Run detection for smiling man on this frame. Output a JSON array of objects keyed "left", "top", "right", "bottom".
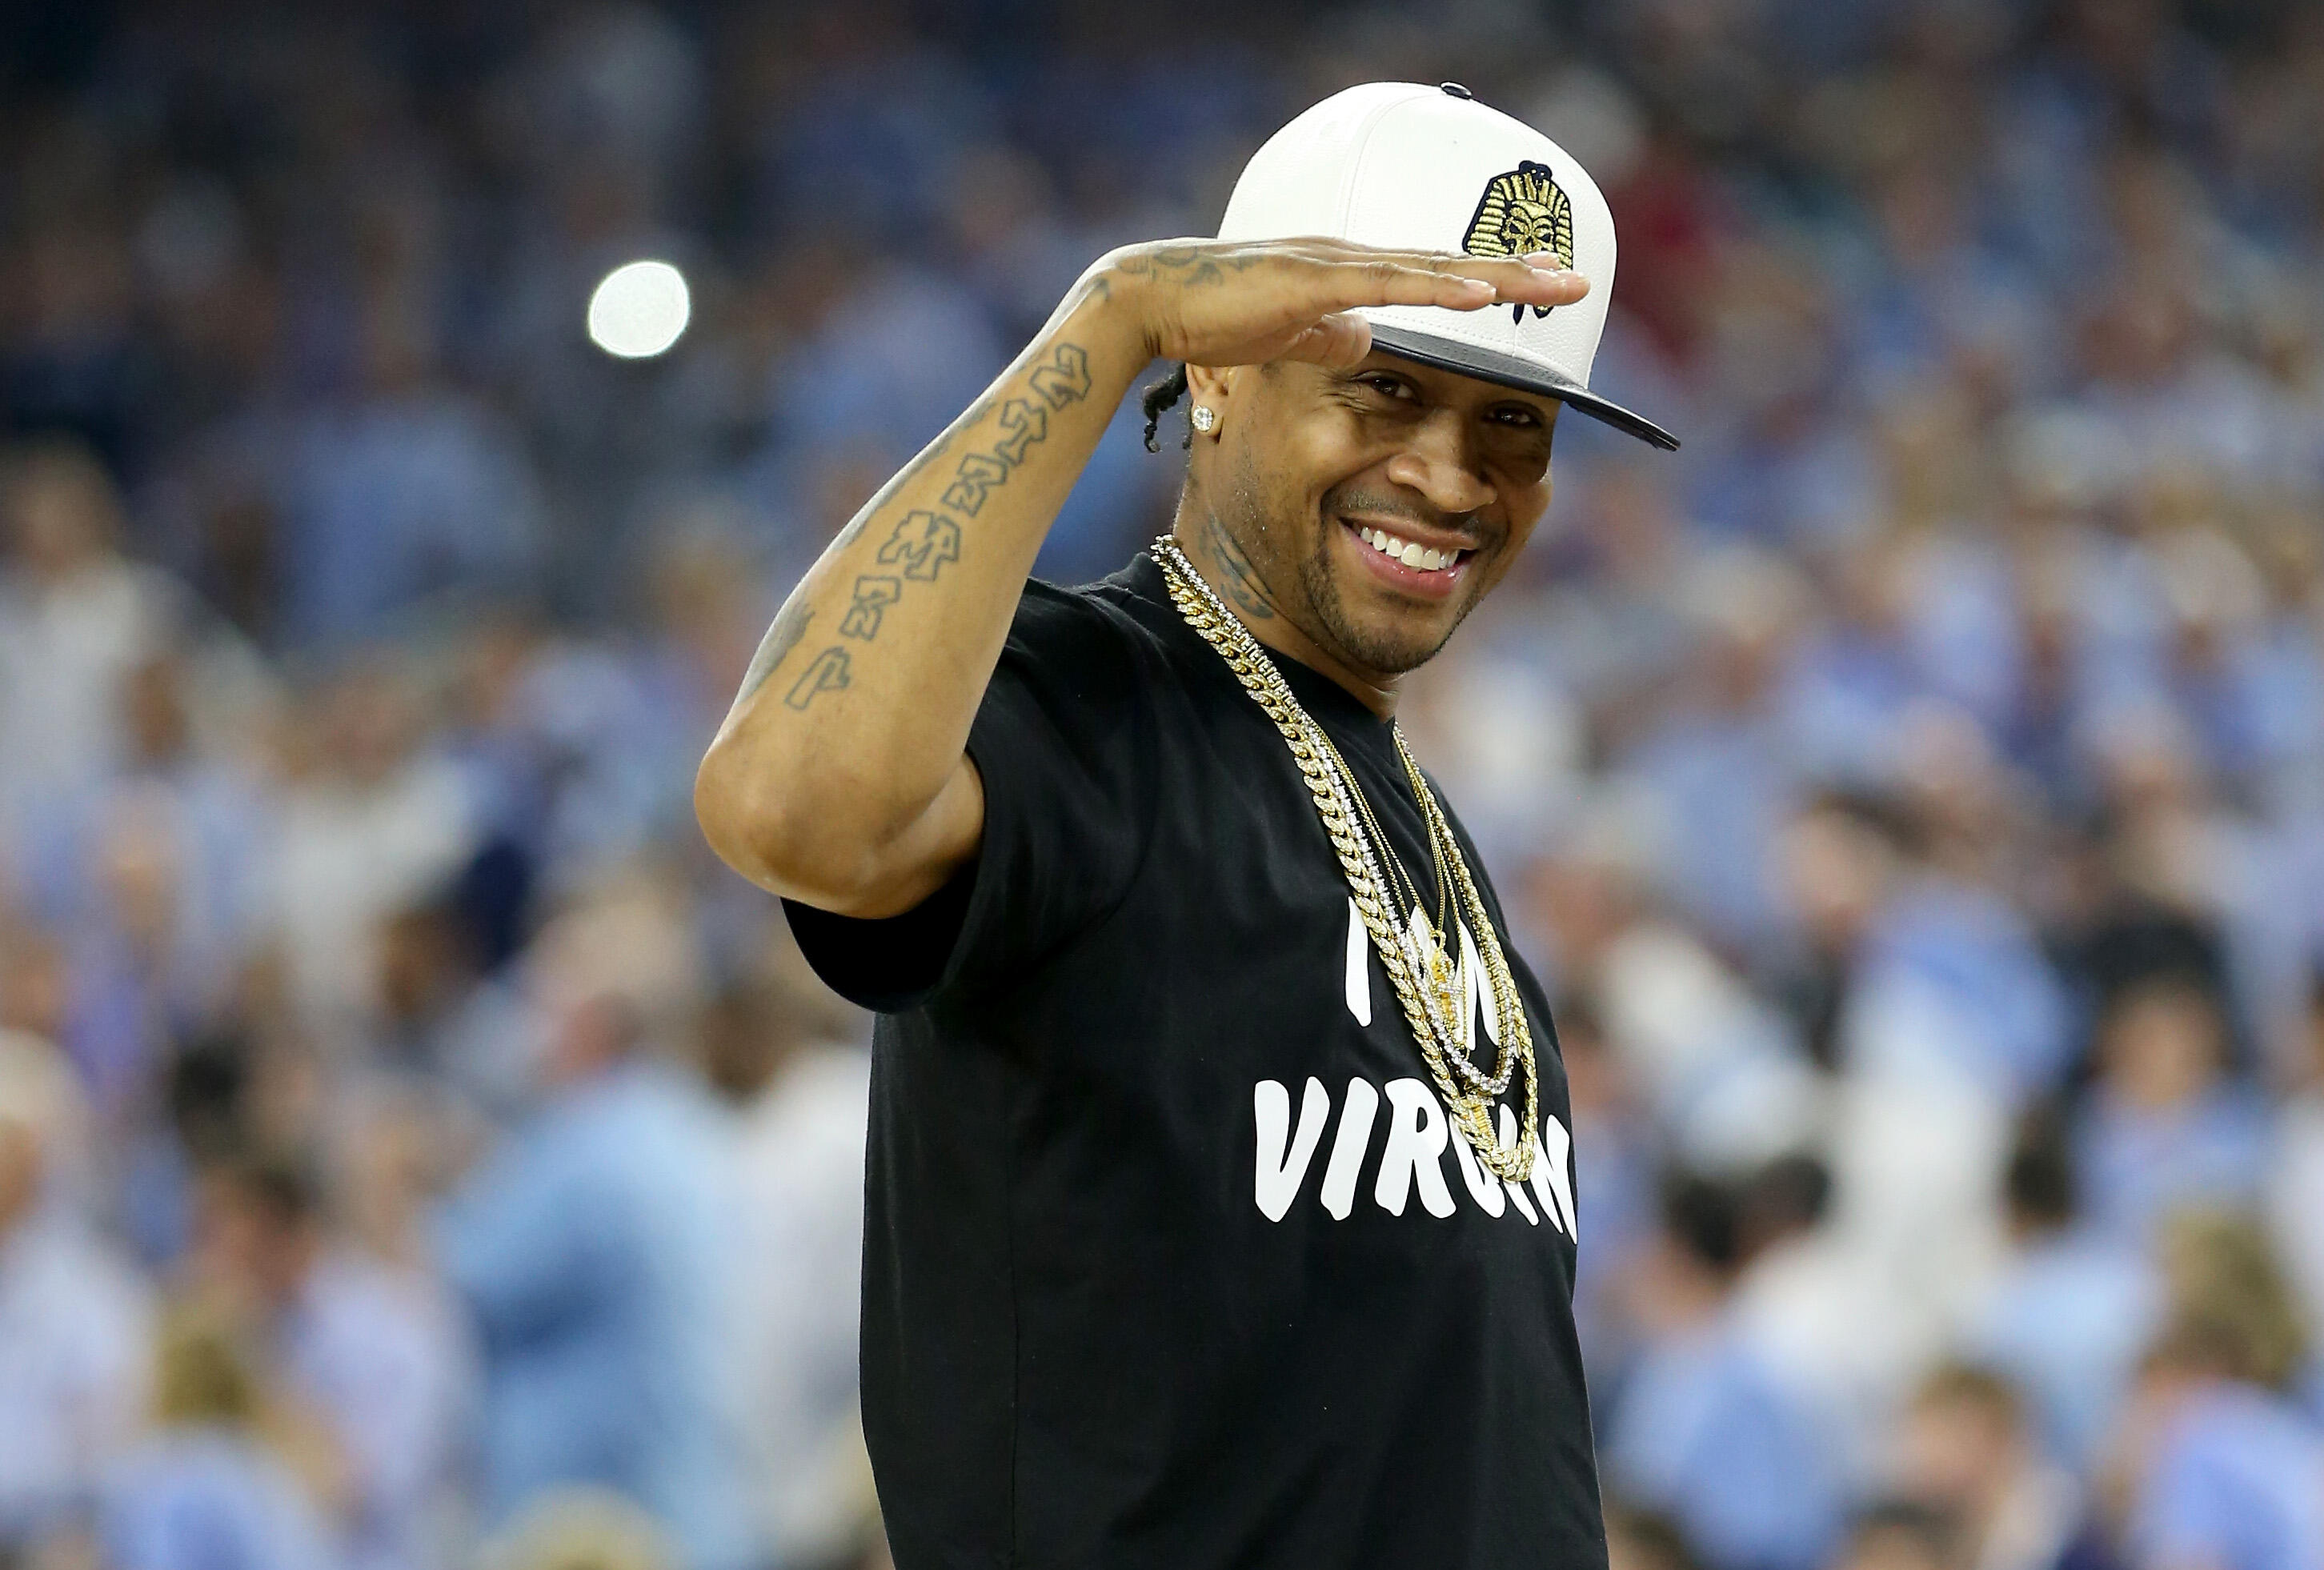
[{"left": 696, "top": 82, "right": 1675, "bottom": 1570}]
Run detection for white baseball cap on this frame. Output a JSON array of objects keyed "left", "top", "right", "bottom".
[{"left": 1219, "top": 81, "right": 1677, "bottom": 451}]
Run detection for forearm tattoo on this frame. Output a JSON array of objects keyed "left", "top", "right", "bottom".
[
  {"left": 758, "top": 339, "right": 1093, "bottom": 711},
  {"left": 731, "top": 602, "right": 815, "bottom": 708}
]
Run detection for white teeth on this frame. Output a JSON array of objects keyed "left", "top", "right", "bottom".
[{"left": 1356, "top": 523, "right": 1458, "bottom": 572}]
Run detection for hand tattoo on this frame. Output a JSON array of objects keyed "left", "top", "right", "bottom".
[{"left": 1103, "top": 246, "right": 1266, "bottom": 294}]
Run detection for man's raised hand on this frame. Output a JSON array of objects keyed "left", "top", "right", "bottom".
[{"left": 1093, "top": 237, "right": 1590, "bottom": 370}]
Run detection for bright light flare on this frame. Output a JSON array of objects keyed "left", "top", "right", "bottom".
[{"left": 587, "top": 259, "right": 691, "bottom": 358}]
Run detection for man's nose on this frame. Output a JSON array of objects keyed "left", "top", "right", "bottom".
[{"left": 1381, "top": 411, "right": 1495, "bottom": 519}]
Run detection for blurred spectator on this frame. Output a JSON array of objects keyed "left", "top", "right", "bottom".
[
  {"left": 2073, "top": 976, "right": 2270, "bottom": 1246},
  {"left": 1603, "top": 1173, "right": 1843, "bottom": 1570},
  {"left": 267, "top": 308, "right": 543, "bottom": 652},
  {"left": 1532, "top": 808, "right": 1816, "bottom": 1171},
  {"left": 367, "top": 892, "right": 535, "bottom": 1123},
  {"left": 1731, "top": 1151, "right": 1921, "bottom": 1482},
  {"left": 268, "top": 659, "right": 476, "bottom": 1037},
  {"left": 443, "top": 613, "right": 670, "bottom": 896},
  {"left": 2107, "top": 1317, "right": 2324, "bottom": 1570},
  {"left": 0, "top": 1028, "right": 151, "bottom": 1556},
  {"left": 1618, "top": 546, "right": 1808, "bottom": 958},
  {"left": 14, "top": 638, "right": 271, "bottom": 968},
  {"left": 435, "top": 881, "right": 755, "bottom": 1570},
  {"left": 1558, "top": 993, "right": 1660, "bottom": 1390},
  {"left": 97, "top": 1298, "right": 337, "bottom": 1570},
  {"left": 1785, "top": 790, "right": 2072, "bottom": 1108},
  {"left": 0, "top": 440, "right": 189, "bottom": 822},
  {"left": 2266, "top": 978, "right": 2324, "bottom": 1345},
  {"left": 1889, "top": 1364, "right": 2113, "bottom": 1570},
  {"left": 191, "top": 1153, "right": 471, "bottom": 1570},
  {"left": 1833, "top": 1500, "right": 1969, "bottom": 1570},
  {"left": 699, "top": 965, "right": 876, "bottom": 1570},
  {"left": 14, "top": 641, "right": 275, "bottom": 1077},
  {"left": 1780, "top": 792, "right": 2022, "bottom": 1351},
  {"left": 1606, "top": 1504, "right": 1707, "bottom": 1570},
  {"left": 1963, "top": 1111, "right": 2162, "bottom": 1476},
  {"left": 48, "top": 789, "right": 233, "bottom": 1130},
  {"left": 2152, "top": 1212, "right": 2310, "bottom": 1407},
  {"left": 477, "top": 1488, "right": 675, "bottom": 1570}
]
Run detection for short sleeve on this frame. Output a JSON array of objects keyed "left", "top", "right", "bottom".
[{"left": 783, "top": 583, "right": 1156, "bottom": 1013}]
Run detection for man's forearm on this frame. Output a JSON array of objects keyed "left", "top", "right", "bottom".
[{"left": 696, "top": 278, "right": 1147, "bottom": 907}]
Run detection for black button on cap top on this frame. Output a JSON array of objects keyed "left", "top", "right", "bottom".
[{"left": 1440, "top": 82, "right": 1473, "bottom": 98}]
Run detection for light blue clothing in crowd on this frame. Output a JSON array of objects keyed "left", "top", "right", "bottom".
[
  {"left": 1783, "top": 623, "right": 1925, "bottom": 784},
  {"left": 275, "top": 1252, "right": 474, "bottom": 1570},
  {"left": 2074, "top": 1084, "right": 2274, "bottom": 1246},
  {"left": 435, "top": 1059, "right": 754, "bottom": 1570},
  {"left": 1848, "top": 878, "right": 2074, "bottom": 1107},
  {"left": 1627, "top": 710, "right": 1797, "bottom": 953},
  {"left": 1605, "top": 1315, "right": 1842, "bottom": 1570},
  {"left": 0, "top": 1215, "right": 151, "bottom": 1548},
  {"left": 2129, "top": 1383, "right": 2324, "bottom": 1570},
  {"left": 1963, "top": 1226, "right": 2165, "bottom": 1474},
  {"left": 275, "top": 390, "right": 543, "bottom": 651},
  {"left": 100, "top": 1431, "right": 338, "bottom": 1570}
]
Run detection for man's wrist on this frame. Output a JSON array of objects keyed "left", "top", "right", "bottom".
[{"left": 1062, "top": 254, "right": 1161, "bottom": 370}]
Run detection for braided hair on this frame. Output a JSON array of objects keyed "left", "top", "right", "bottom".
[{"left": 1140, "top": 364, "right": 1191, "bottom": 452}]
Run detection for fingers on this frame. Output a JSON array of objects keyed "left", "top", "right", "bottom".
[
  {"left": 1132, "top": 238, "right": 1593, "bottom": 369},
  {"left": 1292, "top": 242, "right": 1591, "bottom": 314}
]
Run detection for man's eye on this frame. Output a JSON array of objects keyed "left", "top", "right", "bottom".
[
  {"left": 1489, "top": 407, "right": 1541, "bottom": 428},
  {"left": 1360, "top": 375, "right": 1413, "bottom": 399}
]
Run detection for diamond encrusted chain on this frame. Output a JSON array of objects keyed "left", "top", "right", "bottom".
[{"left": 1152, "top": 536, "right": 1537, "bottom": 1181}]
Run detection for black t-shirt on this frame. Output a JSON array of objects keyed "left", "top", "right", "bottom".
[{"left": 786, "top": 551, "right": 1604, "bottom": 1570}]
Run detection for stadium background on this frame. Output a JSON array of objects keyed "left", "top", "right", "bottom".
[{"left": 2, "top": 1, "right": 2322, "bottom": 1568}]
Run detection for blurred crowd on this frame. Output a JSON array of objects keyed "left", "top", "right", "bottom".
[{"left": 2, "top": 1, "right": 2323, "bottom": 1568}]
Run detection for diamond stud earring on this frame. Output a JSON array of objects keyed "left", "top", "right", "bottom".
[{"left": 1190, "top": 405, "right": 1217, "bottom": 433}]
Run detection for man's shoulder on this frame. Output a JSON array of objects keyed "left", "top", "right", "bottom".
[
  {"left": 1013, "top": 553, "right": 1163, "bottom": 631},
  {"left": 1000, "top": 556, "right": 1181, "bottom": 695}
]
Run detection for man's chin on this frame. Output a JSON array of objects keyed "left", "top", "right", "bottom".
[
  {"left": 1301, "top": 541, "right": 1478, "bottom": 679},
  {"left": 1319, "top": 599, "right": 1461, "bottom": 677}
]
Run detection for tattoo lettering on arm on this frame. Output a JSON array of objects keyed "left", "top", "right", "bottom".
[
  {"left": 831, "top": 409, "right": 978, "bottom": 551},
  {"left": 774, "top": 339, "right": 1096, "bottom": 710},
  {"left": 734, "top": 602, "right": 815, "bottom": 703},
  {"left": 1027, "top": 343, "right": 1092, "bottom": 408},
  {"left": 940, "top": 455, "right": 1009, "bottom": 518},
  {"left": 839, "top": 575, "right": 902, "bottom": 639},
  {"left": 992, "top": 398, "right": 1048, "bottom": 467},
  {"left": 783, "top": 647, "right": 852, "bottom": 710},
  {"left": 876, "top": 512, "right": 962, "bottom": 581}
]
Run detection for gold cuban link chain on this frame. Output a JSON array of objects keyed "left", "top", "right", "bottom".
[{"left": 1152, "top": 537, "right": 1538, "bottom": 1181}]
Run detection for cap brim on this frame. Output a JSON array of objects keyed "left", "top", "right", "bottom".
[{"left": 1368, "top": 326, "right": 1680, "bottom": 451}]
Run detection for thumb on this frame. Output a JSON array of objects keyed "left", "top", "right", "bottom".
[{"left": 1274, "top": 311, "right": 1373, "bottom": 368}]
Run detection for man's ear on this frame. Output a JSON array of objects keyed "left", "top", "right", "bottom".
[
  {"left": 1185, "top": 364, "right": 1242, "bottom": 411},
  {"left": 1182, "top": 366, "right": 1248, "bottom": 451}
]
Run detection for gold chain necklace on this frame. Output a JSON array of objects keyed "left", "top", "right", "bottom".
[{"left": 1152, "top": 536, "right": 1537, "bottom": 1181}]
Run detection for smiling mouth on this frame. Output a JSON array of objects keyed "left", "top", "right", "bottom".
[{"left": 1348, "top": 520, "right": 1472, "bottom": 575}]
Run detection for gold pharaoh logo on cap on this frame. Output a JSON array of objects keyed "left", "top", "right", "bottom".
[{"left": 1462, "top": 160, "right": 1574, "bottom": 321}]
